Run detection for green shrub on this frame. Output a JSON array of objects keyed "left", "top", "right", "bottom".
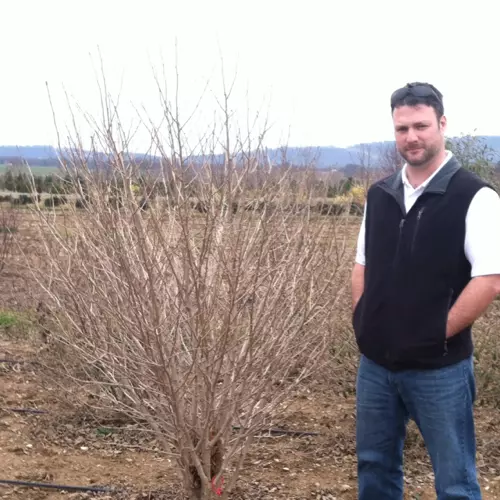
[
  {"left": 75, "top": 198, "right": 86, "bottom": 209},
  {"left": 44, "top": 195, "right": 68, "bottom": 208},
  {"left": 18, "top": 194, "right": 39, "bottom": 205}
]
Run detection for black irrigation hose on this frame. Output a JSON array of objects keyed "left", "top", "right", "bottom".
[
  {"left": 266, "top": 428, "right": 319, "bottom": 437},
  {"left": 232, "top": 425, "right": 320, "bottom": 437},
  {"left": 1, "top": 407, "right": 321, "bottom": 436},
  {"left": 1, "top": 409, "right": 320, "bottom": 436},
  {"left": 0, "top": 360, "right": 319, "bottom": 496},
  {"left": 2, "top": 360, "right": 320, "bottom": 435},
  {"left": 0, "top": 479, "right": 117, "bottom": 493}
]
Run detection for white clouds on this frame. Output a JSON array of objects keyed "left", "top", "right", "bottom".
[{"left": 0, "top": 0, "right": 498, "bottom": 151}]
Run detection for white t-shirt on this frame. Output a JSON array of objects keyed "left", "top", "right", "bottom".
[{"left": 355, "top": 151, "right": 500, "bottom": 277}]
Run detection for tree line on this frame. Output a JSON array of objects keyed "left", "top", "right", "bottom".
[{"left": 0, "top": 171, "right": 67, "bottom": 194}]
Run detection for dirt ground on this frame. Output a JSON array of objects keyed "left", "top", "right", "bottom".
[
  {"left": 2, "top": 336, "right": 500, "bottom": 500},
  {"left": 1, "top": 212, "right": 500, "bottom": 499}
]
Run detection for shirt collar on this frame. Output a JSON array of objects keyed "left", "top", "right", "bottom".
[{"left": 401, "top": 150, "right": 453, "bottom": 191}]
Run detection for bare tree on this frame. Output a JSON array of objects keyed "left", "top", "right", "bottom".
[
  {"left": 0, "top": 204, "right": 19, "bottom": 276},
  {"left": 377, "top": 142, "right": 403, "bottom": 174},
  {"left": 24, "top": 68, "right": 352, "bottom": 499},
  {"left": 353, "top": 143, "right": 376, "bottom": 197}
]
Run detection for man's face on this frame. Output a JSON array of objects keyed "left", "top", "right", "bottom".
[{"left": 392, "top": 104, "right": 447, "bottom": 168}]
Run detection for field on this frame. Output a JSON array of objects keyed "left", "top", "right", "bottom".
[
  {"left": 2, "top": 207, "right": 500, "bottom": 500},
  {"left": 0, "top": 165, "right": 61, "bottom": 176}
]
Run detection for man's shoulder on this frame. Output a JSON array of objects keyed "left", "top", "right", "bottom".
[
  {"left": 468, "top": 184, "right": 500, "bottom": 213},
  {"left": 367, "top": 171, "right": 401, "bottom": 196},
  {"left": 453, "top": 166, "right": 496, "bottom": 191}
]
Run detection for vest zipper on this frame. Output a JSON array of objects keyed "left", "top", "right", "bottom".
[
  {"left": 410, "top": 207, "right": 425, "bottom": 255},
  {"left": 393, "top": 218, "right": 405, "bottom": 266}
]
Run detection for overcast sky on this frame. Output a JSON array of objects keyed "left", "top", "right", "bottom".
[{"left": 1, "top": 0, "right": 498, "bottom": 153}]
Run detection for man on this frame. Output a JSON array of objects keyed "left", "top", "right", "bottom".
[{"left": 351, "top": 81, "right": 500, "bottom": 499}]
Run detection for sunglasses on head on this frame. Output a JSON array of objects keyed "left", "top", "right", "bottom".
[{"left": 390, "top": 83, "right": 442, "bottom": 109}]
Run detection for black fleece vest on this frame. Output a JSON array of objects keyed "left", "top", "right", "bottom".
[{"left": 353, "top": 157, "right": 491, "bottom": 371}]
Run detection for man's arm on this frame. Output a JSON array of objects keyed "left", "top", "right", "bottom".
[
  {"left": 447, "top": 186, "right": 500, "bottom": 337},
  {"left": 351, "top": 204, "right": 367, "bottom": 310},
  {"left": 446, "top": 275, "right": 500, "bottom": 338},
  {"left": 351, "top": 263, "right": 365, "bottom": 310}
]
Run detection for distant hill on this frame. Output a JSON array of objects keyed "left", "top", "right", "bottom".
[
  {"left": 1, "top": 136, "right": 499, "bottom": 170},
  {"left": 0, "top": 145, "right": 58, "bottom": 159}
]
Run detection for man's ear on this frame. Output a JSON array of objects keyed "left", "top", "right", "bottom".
[{"left": 439, "top": 114, "right": 447, "bottom": 132}]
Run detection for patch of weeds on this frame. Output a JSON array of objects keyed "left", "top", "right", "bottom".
[
  {"left": 0, "top": 309, "right": 34, "bottom": 338},
  {"left": 0, "top": 310, "right": 18, "bottom": 327},
  {"left": 96, "top": 427, "right": 114, "bottom": 437}
]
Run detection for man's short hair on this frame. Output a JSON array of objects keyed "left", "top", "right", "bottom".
[{"left": 390, "top": 82, "right": 444, "bottom": 119}]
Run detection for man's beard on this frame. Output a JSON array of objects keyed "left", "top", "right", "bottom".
[{"left": 399, "top": 143, "right": 440, "bottom": 168}]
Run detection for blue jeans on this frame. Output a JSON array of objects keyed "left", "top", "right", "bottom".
[{"left": 356, "top": 355, "right": 481, "bottom": 499}]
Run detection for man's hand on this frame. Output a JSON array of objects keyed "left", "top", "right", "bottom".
[
  {"left": 351, "top": 263, "right": 365, "bottom": 311},
  {"left": 446, "top": 275, "right": 500, "bottom": 338}
]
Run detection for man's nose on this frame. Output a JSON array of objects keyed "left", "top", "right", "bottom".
[{"left": 407, "top": 128, "right": 418, "bottom": 142}]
